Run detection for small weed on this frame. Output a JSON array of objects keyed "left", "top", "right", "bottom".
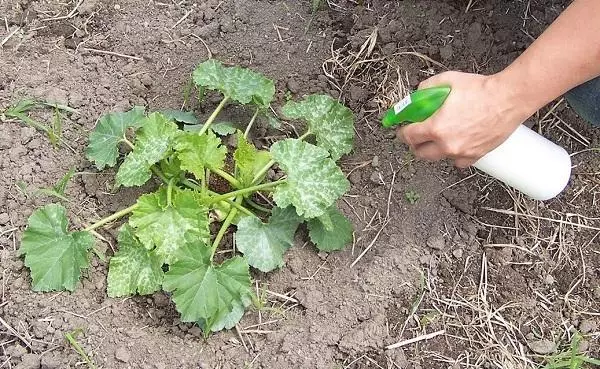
[
  {"left": 1, "top": 99, "right": 76, "bottom": 150},
  {"left": 543, "top": 333, "right": 600, "bottom": 369},
  {"left": 405, "top": 190, "right": 420, "bottom": 204},
  {"left": 65, "top": 329, "right": 96, "bottom": 369}
]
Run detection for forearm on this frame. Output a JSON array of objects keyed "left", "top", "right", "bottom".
[{"left": 494, "top": 0, "right": 600, "bottom": 118}]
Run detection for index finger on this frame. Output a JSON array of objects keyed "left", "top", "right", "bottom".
[{"left": 396, "top": 122, "right": 435, "bottom": 148}]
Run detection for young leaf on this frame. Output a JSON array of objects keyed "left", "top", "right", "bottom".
[
  {"left": 86, "top": 107, "right": 146, "bottom": 170},
  {"left": 115, "top": 113, "right": 180, "bottom": 187},
  {"left": 271, "top": 139, "right": 350, "bottom": 218},
  {"left": 282, "top": 95, "right": 354, "bottom": 161},
  {"left": 107, "top": 225, "right": 164, "bottom": 297},
  {"left": 129, "top": 188, "right": 210, "bottom": 264},
  {"left": 175, "top": 131, "right": 227, "bottom": 180},
  {"left": 234, "top": 133, "right": 272, "bottom": 187},
  {"left": 193, "top": 59, "right": 275, "bottom": 106},
  {"left": 235, "top": 207, "right": 302, "bottom": 272},
  {"left": 20, "top": 204, "right": 94, "bottom": 292},
  {"left": 160, "top": 109, "right": 199, "bottom": 124},
  {"left": 307, "top": 206, "right": 353, "bottom": 252},
  {"left": 163, "top": 241, "right": 252, "bottom": 328}
]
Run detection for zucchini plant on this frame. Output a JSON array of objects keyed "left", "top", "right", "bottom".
[{"left": 19, "top": 59, "right": 355, "bottom": 335}]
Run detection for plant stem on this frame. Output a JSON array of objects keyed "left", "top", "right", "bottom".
[
  {"left": 244, "top": 108, "right": 260, "bottom": 139},
  {"left": 198, "top": 96, "right": 230, "bottom": 135},
  {"left": 166, "top": 178, "right": 176, "bottom": 207},
  {"left": 180, "top": 179, "right": 254, "bottom": 217},
  {"left": 298, "top": 130, "right": 311, "bottom": 141},
  {"left": 245, "top": 199, "right": 271, "bottom": 213},
  {"left": 84, "top": 204, "right": 138, "bottom": 232},
  {"left": 207, "top": 180, "right": 286, "bottom": 205},
  {"left": 210, "top": 197, "right": 243, "bottom": 261},
  {"left": 210, "top": 167, "right": 240, "bottom": 188},
  {"left": 251, "top": 159, "right": 275, "bottom": 185},
  {"left": 121, "top": 137, "right": 135, "bottom": 150},
  {"left": 151, "top": 166, "right": 169, "bottom": 183}
]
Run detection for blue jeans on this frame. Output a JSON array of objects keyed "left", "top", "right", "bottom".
[{"left": 565, "top": 76, "right": 600, "bottom": 127}]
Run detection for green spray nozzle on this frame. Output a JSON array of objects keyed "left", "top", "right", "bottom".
[{"left": 382, "top": 86, "right": 451, "bottom": 128}]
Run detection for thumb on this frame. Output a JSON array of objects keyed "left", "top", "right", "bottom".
[{"left": 418, "top": 71, "right": 456, "bottom": 90}]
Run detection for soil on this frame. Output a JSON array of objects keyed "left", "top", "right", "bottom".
[{"left": 1, "top": 1, "right": 598, "bottom": 369}]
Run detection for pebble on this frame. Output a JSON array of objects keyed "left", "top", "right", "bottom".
[
  {"left": 594, "top": 286, "right": 600, "bottom": 300},
  {"left": 427, "top": 235, "right": 445, "bottom": 250},
  {"left": 115, "top": 347, "right": 131, "bottom": 363},
  {"left": 452, "top": 248, "right": 463, "bottom": 259},
  {"left": 153, "top": 292, "right": 170, "bottom": 308},
  {"left": 286, "top": 79, "right": 300, "bottom": 94},
  {"left": 371, "top": 155, "right": 380, "bottom": 168},
  {"left": 0, "top": 212, "right": 9, "bottom": 225},
  {"left": 543, "top": 274, "right": 555, "bottom": 285},
  {"left": 528, "top": 339, "right": 556, "bottom": 355},
  {"left": 348, "top": 171, "right": 362, "bottom": 185},
  {"left": 579, "top": 319, "right": 597, "bottom": 334},
  {"left": 188, "top": 326, "right": 203, "bottom": 338}
]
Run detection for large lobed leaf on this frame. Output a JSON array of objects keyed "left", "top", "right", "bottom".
[
  {"left": 129, "top": 188, "right": 210, "bottom": 264},
  {"left": 282, "top": 95, "right": 354, "bottom": 161},
  {"left": 271, "top": 139, "right": 349, "bottom": 219},
  {"left": 107, "top": 225, "right": 164, "bottom": 297},
  {"left": 234, "top": 133, "right": 271, "bottom": 187},
  {"left": 116, "top": 113, "right": 180, "bottom": 187},
  {"left": 174, "top": 131, "right": 227, "bottom": 181},
  {"left": 162, "top": 241, "right": 252, "bottom": 332},
  {"left": 20, "top": 204, "right": 94, "bottom": 292},
  {"left": 307, "top": 205, "right": 353, "bottom": 252},
  {"left": 86, "top": 107, "right": 146, "bottom": 170},
  {"left": 193, "top": 59, "right": 275, "bottom": 106},
  {"left": 235, "top": 207, "right": 302, "bottom": 272}
]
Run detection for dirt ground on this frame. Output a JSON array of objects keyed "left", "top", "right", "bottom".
[{"left": 1, "top": 0, "right": 598, "bottom": 368}]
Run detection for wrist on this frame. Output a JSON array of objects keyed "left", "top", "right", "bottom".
[{"left": 486, "top": 70, "right": 539, "bottom": 129}]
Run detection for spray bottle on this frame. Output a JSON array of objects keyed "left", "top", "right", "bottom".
[{"left": 382, "top": 86, "right": 572, "bottom": 201}]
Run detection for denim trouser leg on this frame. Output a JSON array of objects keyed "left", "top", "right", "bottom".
[{"left": 564, "top": 76, "right": 600, "bottom": 127}]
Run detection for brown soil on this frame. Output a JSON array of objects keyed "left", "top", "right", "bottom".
[{"left": 1, "top": 1, "right": 598, "bottom": 369}]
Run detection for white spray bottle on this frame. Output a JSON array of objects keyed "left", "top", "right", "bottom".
[{"left": 382, "top": 86, "right": 572, "bottom": 201}]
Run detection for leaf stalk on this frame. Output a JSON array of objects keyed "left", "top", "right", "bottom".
[
  {"left": 84, "top": 204, "right": 138, "bottom": 232},
  {"left": 198, "top": 96, "right": 230, "bottom": 135},
  {"left": 206, "top": 180, "right": 286, "bottom": 205}
]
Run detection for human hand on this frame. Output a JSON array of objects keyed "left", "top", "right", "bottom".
[{"left": 396, "top": 71, "right": 533, "bottom": 168}]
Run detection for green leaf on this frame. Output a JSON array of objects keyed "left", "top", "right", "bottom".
[
  {"left": 159, "top": 155, "right": 183, "bottom": 179},
  {"left": 307, "top": 206, "right": 353, "bottom": 252},
  {"left": 236, "top": 207, "right": 302, "bottom": 272},
  {"left": 271, "top": 139, "right": 350, "bottom": 218},
  {"left": 107, "top": 225, "right": 164, "bottom": 297},
  {"left": 86, "top": 107, "right": 146, "bottom": 170},
  {"left": 163, "top": 241, "right": 252, "bottom": 330},
  {"left": 193, "top": 59, "right": 275, "bottom": 106},
  {"left": 234, "top": 133, "right": 272, "bottom": 187},
  {"left": 175, "top": 131, "right": 227, "bottom": 180},
  {"left": 282, "top": 95, "right": 354, "bottom": 161},
  {"left": 20, "top": 204, "right": 94, "bottom": 292},
  {"left": 116, "top": 113, "right": 180, "bottom": 187},
  {"left": 211, "top": 122, "right": 237, "bottom": 136},
  {"left": 160, "top": 109, "right": 199, "bottom": 124},
  {"left": 129, "top": 188, "right": 210, "bottom": 264},
  {"left": 34, "top": 167, "right": 76, "bottom": 201}
]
